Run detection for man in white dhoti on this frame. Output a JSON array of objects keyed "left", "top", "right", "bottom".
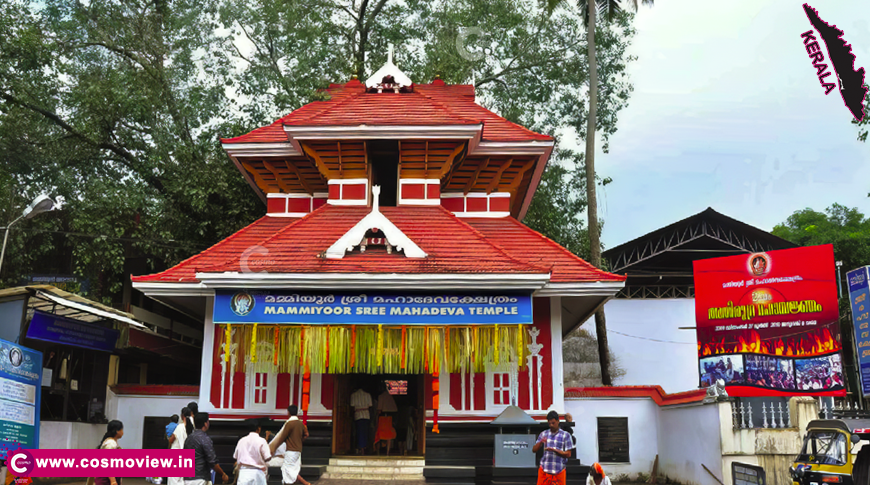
[
  {"left": 233, "top": 419, "right": 271, "bottom": 485},
  {"left": 268, "top": 405, "right": 309, "bottom": 485}
]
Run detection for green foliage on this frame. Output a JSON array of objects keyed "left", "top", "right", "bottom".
[
  {"left": 771, "top": 204, "right": 870, "bottom": 280},
  {"left": 0, "top": 0, "right": 640, "bottom": 303},
  {"left": 853, "top": 83, "right": 868, "bottom": 145},
  {"left": 523, "top": 149, "right": 600, "bottom": 260}
]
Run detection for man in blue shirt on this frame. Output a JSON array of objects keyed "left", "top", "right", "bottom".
[
  {"left": 532, "top": 411, "right": 574, "bottom": 485},
  {"left": 184, "top": 413, "right": 229, "bottom": 485}
]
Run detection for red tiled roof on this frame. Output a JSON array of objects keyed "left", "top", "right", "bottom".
[
  {"left": 565, "top": 386, "right": 707, "bottom": 406},
  {"left": 221, "top": 80, "right": 552, "bottom": 144},
  {"left": 132, "top": 217, "right": 299, "bottom": 283},
  {"left": 110, "top": 384, "right": 199, "bottom": 396},
  {"left": 463, "top": 217, "right": 625, "bottom": 283},
  {"left": 132, "top": 206, "right": 617, "bottom": 284},
  {"left": 197, "top": 205, "right": 549, "bottom": 275}
]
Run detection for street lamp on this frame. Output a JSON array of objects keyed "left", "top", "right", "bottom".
[
  {"left": 836, "top": 260, "right": 844, "bottom": 299},
  {"left": 0, "top": 195, "right": 56, "bottom": 276}
]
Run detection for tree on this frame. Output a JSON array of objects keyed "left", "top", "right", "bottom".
[
  {"left": 544, "top": 0, "right": 652, "bottom": 385},
  {"left": 0, "top": 0, "right": 260, "bottom": 301},
  {"left": 771, "top": 204, "right": 870, "bottom": 283}
]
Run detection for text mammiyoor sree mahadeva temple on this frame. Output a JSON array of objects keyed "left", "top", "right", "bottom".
[{"left": 131, "top": 57, "right": 626, "bottom": 444}]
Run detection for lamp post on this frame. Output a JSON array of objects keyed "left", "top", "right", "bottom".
[
  {"left": 0, "top": 195, "right": 56, "bottom": 276},
  {"left": 836, "top": 260, "right": 844, "bottom": 299}
]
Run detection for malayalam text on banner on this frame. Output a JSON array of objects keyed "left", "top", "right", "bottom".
[{"left": 693, "top": 244, "right": 845, "bottom": 397}]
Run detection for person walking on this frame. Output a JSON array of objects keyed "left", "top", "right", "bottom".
[
  {"left": 95, "top": 420, "right": 124, "bottom": 485},
  {"left": 349, "top": 387, "right": 372, "bottom": 455},
  {"left": 233, "top": 419, "right": 272, "bottom": 485},
  {"left": 168, "top": 407, "right": 192, "bottom": 485},
  {"left": 532, "top": 411, "right": 574, "bottom": 485},
  {"left": 374, "top": 385, "right": 397, "bottom": 456},
  {"left": 586, "top": 463, "right": 611, "bottom": 485},
  {"left": 166, "top": 415, "right": 180, "bottom": 447},
  {"left": 268, "top": 405, "right": 310, "bottom": 485},
  {"left": 184, "top": 413, "right": 229, "bottom": 485}
]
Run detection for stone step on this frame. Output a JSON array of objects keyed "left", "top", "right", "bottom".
[
  {"left": 326, "top": 465, "right": 424, "bottom": 475},
  {"left": 319, "top": 471, "right": 424, "bottom": 481},
  {"left": 328, "top": 457, "right": 425, "bottom": 467}
]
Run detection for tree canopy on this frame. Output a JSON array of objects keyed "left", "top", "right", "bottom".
[
  {"left": 0, "top": 0, "right": 638, "bottom": 302},
  {"left": 771, "top": 204, "right": 870, "bottom": 280}
]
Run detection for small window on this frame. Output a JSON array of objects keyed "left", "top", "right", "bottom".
[
  {"left": 253, "top": 372, "right": 268, "bottom": 405},
  {"left": 493, "top": 373, "right": 510, "bottom": 405},
  {"left": 598, "top": 417, "right": 629, "bottom": 463}
]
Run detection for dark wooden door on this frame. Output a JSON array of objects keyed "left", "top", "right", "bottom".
[
  {"left": 417, "top": 374, "right": 426, "bottom": 455},
  {"left": 332, "top": 375, "right": 352, "bottom": 455}
]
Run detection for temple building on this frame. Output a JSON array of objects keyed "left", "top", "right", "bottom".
[{"left": 131, "top": 57, "right": 624, "bottom": 481}]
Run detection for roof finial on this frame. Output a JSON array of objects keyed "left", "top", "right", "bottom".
[
  {"left": 372, "top": 185, "right": 381, "bottom": 213},
  {"left": 388, "top": 44, "right": 394, "bottom": 65}
]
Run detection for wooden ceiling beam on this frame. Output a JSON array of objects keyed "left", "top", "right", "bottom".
[
  {"left": 464, "top": 157, "right": 490, "bottom": 195},
  {"left": 301, "top": 141, "right": 334, "bottom": 179},
  {"left": 337, "top": 141, "right": 343, "bottom": 176},
  {"left": 505, "top": 158, "right": 536, "bottom": 193},
  {"left": 262, "top": 161, "right": 295, "bottom": 193},
  {"left": 284, "top": 160, "right": 313, "bottom": 194},
  {"left": 240, "top": 161, "right": 274, "bottom": 193},
  {"left": 439, "top": 143, "right": 466, "bottom": 179},
  {"left": 486, "top": 158, "right": 513, "bottom": 194}
]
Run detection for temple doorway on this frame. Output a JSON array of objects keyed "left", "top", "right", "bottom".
[{"left": 332, "top": 373, "right": 425, "bottom": 456}]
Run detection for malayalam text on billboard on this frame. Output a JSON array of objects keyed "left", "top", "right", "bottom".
[{"left": 694, "top": 244, "right": 845, "bottom": 397}]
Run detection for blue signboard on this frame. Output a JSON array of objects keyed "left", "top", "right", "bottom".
[
  {"left": 26, "top": 311, "right": 119, "bottom": 352},
  {"left": 847, "top": 266, "right": 870, "bottom": 397},
  {"left": 213, "top": 291, "right": 533, "bottom": 325},
  {"left": 0, "top": 339, "right": 42, "bottom": 449}
]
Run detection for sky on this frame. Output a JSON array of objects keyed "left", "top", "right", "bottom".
[{"left": 595, "top": 0, "right": 870, "bottom": 249}]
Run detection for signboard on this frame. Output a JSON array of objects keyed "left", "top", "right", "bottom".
[
  {"left": 213, "top": 291, "right": 533, "bottom": 325},
  {"left": 385, "top": 380, "right": 407, "bottom": 395},
  {"left": 493, "top": 434, "right": 536, "bottom": 468},
  {"left": 847, "top": 266, "right": 870, "bottom": 397},
  {"left": 694, "top": 245, "right": 845, "bottom": 397},
  {"left": 732, "top": 462, "right": 766, "bottom": 485},
  {"left": 0, "top": 339, "right": 42, "bottom": 449},
  {"left": 26, "top": 312, "right": 119, "bottom": 353},
  {"left": 20, "top": 274, "right": 89, "bottom": 294}
]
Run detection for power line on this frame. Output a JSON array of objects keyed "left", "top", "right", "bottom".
[{"left": 607, "top": 329, "right": 696, "bottom": 345}]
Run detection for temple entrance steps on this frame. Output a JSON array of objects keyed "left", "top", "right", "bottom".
[{"left": 320, "top": 456, "right": 425, "bottom": 480}]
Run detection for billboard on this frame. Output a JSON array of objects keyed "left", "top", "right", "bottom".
[
  {"left": 694, "top": 244, "right": 845, "bottom": 397},
  {"left": 846, "top": 266, "right": 870, "bottom": 397},
  {"left": 0, "top": 339, "right": 42, "bottom": 449}
]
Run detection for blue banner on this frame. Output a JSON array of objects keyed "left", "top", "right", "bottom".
[
  {"left": 213, "top": 291, "right": 533, "bottom": 325},
  {"left": 26, "top": 312, "right": 119, "bottom": 352},
  {"left": 0, "top": 339, "right": 42, "bottom": 450},
  {"left": 847, "top": 266, "right": 870, "bottom": 397}
]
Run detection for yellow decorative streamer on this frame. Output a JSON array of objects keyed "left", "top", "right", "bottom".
[
  {"left": 377, "top": 324, "right": 384, "bottom": 368},
  {"left": 518, "top": 324, "right": 524, "bottom": 367},
  {"left": 494, "top": 324, "right": 499, "bottom": 365},
  {"left": 224, "top": 324, "right": 231, "bottom": 362},
  {"left": 250, "top": 323, "right": 258, "bottom": 363}
]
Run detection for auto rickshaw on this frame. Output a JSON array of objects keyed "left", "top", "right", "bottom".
[{"left": 789, "top": 419, "right": 870, "bottom": 485}]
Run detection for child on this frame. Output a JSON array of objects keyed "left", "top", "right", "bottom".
[{"left": 165, "top": 414, "right": 179, "bottom": 443}]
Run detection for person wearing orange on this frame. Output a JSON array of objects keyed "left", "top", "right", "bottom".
[
  {"left": 532, "top": 411, "right": 574, "bottom": 485},
  {"left": 587, "top": 463, "right": 612, "bottom": 485},
  {"left": 374, "top": 385, "right": 398, "bottom": 455}
]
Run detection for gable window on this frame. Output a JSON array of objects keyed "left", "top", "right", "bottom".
[{"left": 597, "top": 417, "right": 629, "bottom": 463}]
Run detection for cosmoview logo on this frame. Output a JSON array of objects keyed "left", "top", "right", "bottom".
[{"left": 9, "top": 449, "right": 35, "bottom": 477}]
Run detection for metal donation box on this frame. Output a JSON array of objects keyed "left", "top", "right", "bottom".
[{"left": 491, "top": 405, "right": 538, "bottom": 468}]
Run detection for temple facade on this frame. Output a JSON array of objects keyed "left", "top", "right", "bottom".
[{"left": 132, "top": 59, "right": 624, "bottom": 464}]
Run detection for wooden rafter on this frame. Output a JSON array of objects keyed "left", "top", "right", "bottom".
[
  {"left": 262, "top": 161, "right": 293, "bottom": 193},
  {"left": 301, "top": 142, "right": 334, "bottom": 179},
  {"left": 439, "top": 143, "right": 466, "bottom": 179},
  {"left": 464, "top": 157, "right": 490, "bottom": 194},
  {"left": 424, "top": 141, "right": 428, "bottom": 177},
  {"left": 486, "top": 158, "right": 513, "bottom": 194},
  {"left": 240, "top": 161, "right": 273, "bottom": 193},
  {"left": 505, "top": 159, "right": 536, "bottom": 193},
  {"left": 284, "top": 160, "right": 313, "bottom": 194},
  {"left": 337, "top": 141, "right": 342, "bottom": 176}
]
